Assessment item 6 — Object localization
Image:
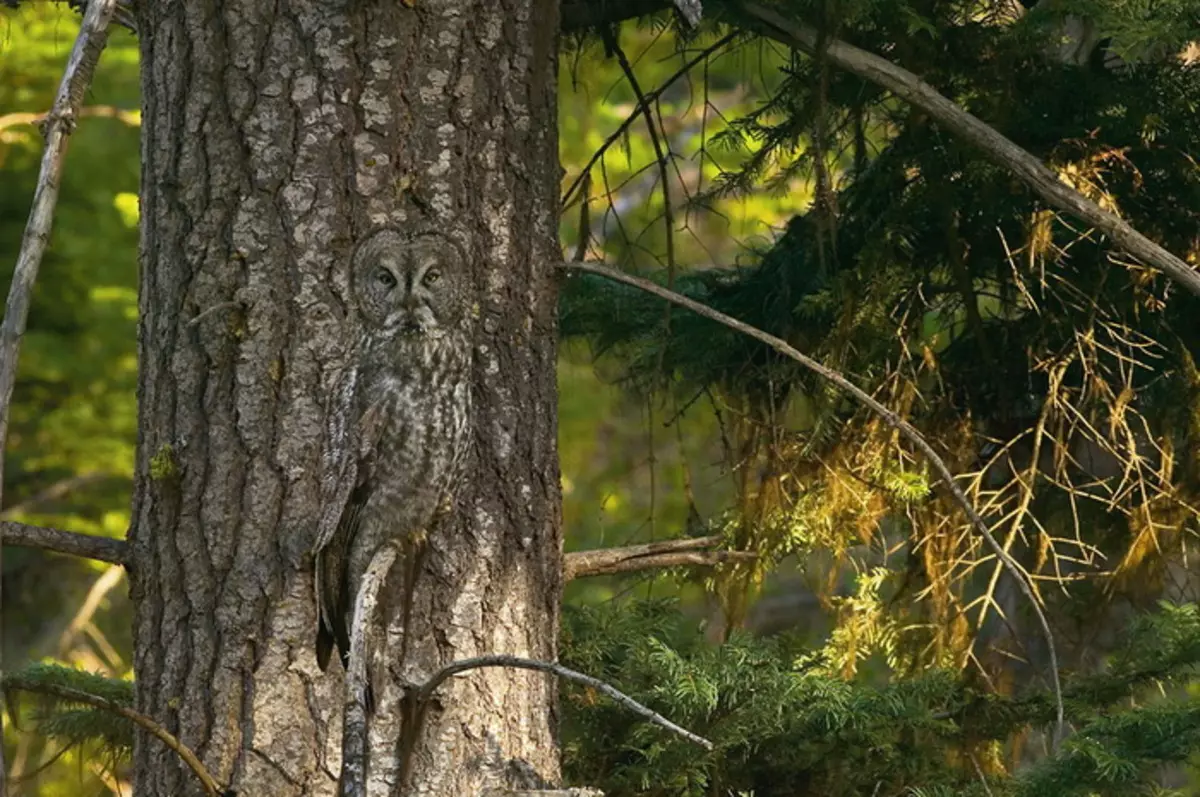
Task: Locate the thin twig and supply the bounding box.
[564,535,755,580]
[740,2,1200,299]
[969,751,995,797]
[1,521,129,565]
[605,30,678,289]
[3,678,223,797]
[561,258,1066,745]
[414,654,714,750]
[561,32,740,209]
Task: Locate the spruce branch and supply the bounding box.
[561,258,1067,745]
[740,1,1200,299]
[3,666,224,797]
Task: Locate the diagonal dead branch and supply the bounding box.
[0,0,118,514]
[2,677,224,797]
[414,654,714,751]
[1,521,129,565]
[562,258,1066,745]
[739,2,1200,299]
[564,535,756,580]
[0,19,122,787]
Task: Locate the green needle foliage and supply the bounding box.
[561,601,1200,797]
[3,663,135,783]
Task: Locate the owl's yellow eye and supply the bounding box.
[375,268,397,289]
[424,268,442,286]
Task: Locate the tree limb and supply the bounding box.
[414,655,714,751]
[564,535,756,580]
[561,259,1066,745]
[740,1,1200,299]
[2,677,224,797]
[1,521,129,565]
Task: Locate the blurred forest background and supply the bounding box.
[4,1,1200,794]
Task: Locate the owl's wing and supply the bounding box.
[314,363,360,556]
[313,362,364,670]
[313,364,394,671]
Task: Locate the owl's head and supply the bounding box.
[350,229,468,339]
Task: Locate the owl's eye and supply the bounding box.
[423,268,442,286]
[375,268,397,290]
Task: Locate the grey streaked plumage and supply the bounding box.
[313,228,472,674]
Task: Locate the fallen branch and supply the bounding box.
[564,535,755,580]
[740,2,1200,299]
[413,654,714,751]
[561,259,1066,744]
[1,521,129,565]
[3,677,223,797]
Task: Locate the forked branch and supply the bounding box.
[561,259,1066,744]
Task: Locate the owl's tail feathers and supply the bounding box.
[316,612,352,673]
[316,624,335,672]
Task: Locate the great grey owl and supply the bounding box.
[313,228,472,673]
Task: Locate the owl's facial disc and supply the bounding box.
[353,230,465,338]
[384,249,449,337]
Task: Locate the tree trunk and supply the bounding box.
[128,1,563,794]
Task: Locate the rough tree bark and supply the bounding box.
[129,0,562,794]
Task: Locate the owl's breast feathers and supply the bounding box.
[315,332,470,671]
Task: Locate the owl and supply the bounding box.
[313,228,472,674]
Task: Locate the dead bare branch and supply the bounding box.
[1,521,129,565]
[740,2,1200,299]
[562,258,1066,744]
[413,654,714,751]
[565,535,755,580]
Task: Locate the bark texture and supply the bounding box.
[129,1,562,794]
